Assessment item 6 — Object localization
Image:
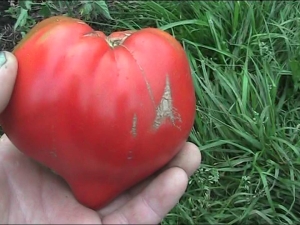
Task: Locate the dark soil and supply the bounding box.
[1,25,22,52]
[0,1,118,52]
[0,1,20,51]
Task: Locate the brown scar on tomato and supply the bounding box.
[153,75,181,129]
[106,37,126,47]
[106,31,133,48]
[50,151,57,158]
[83,32,98,37]
[131,114,138,137]
[83,31,105,38]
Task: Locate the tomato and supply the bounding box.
[0,16,196,209]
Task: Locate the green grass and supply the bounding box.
[2,1,300,224]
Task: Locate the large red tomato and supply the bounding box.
[0,16,196,209]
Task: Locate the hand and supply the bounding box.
[0,51,201,224]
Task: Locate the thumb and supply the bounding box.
[0,51,18,113]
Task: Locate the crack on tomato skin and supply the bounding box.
[127,150,134,160]
[153,75,181,129]
[83,32,99,37]
[131,114,138,137]
[106,33,131,48]
[107,38,123,47]
[120,45,156,109]
[49,151,57,158]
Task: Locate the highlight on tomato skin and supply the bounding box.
[0,15,196,209]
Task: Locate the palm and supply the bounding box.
[0,137,101,223]
[0,135,200,224]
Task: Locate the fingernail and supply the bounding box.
[0,51,7,68]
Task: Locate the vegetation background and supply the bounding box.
[1,1,300,224]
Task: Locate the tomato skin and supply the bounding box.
[0,16,196,209]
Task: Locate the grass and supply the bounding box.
[1,1,300,224]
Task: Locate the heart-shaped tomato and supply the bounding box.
[0,16,196,209]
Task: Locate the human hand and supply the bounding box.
[0,51,201,224]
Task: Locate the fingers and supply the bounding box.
[98,142,201,217]
[102,167,188,224]
[164,142,201,177]
[0,134,17,152]
[127,142,201,196]
[0,134,23,159]
[0,51,18,113]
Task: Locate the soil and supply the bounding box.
[0,1,20,51]
[0,1,118,52]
